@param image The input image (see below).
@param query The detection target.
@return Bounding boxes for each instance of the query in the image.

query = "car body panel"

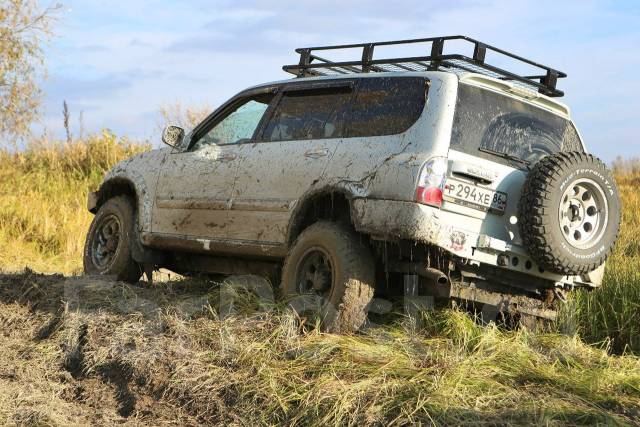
[97,148,169,233]
[150,143,240,239]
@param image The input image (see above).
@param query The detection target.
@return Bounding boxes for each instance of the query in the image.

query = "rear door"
[228,81,355,245]
[444,83,583,248]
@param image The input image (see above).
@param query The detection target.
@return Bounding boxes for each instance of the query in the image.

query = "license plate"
[443,179,507,213]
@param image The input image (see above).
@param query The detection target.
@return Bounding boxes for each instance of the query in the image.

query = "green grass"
[557,173,640,354]
[0,136,638,424]
[0,134,638,355]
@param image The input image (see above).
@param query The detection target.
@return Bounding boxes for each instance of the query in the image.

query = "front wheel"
[280,221,375,333]
[83,196,141,283]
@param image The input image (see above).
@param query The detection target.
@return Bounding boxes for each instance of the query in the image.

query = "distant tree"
[0,0,58,141]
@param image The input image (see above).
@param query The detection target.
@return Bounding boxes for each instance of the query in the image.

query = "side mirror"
[162,125,185,148]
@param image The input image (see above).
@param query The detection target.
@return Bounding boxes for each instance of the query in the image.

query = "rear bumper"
[350,198,577,285]
[351,198,468,254]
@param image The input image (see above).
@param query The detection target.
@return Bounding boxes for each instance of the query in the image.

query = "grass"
[0,132,147,274]
[557,171,640,354]
[1,135,637,353]
[0,136,638,424]
[0,272,638,425]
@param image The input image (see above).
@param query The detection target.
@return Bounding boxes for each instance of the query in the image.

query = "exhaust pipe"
[388,261,449,286]
[422,267,449,286]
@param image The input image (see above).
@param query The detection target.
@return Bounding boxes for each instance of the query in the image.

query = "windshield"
[451,83,582,167]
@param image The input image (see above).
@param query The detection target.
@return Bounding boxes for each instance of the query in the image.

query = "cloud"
[44,74,132,103]
[37,0,640,160]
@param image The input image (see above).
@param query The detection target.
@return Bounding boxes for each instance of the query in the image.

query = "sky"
[36,0,639,161]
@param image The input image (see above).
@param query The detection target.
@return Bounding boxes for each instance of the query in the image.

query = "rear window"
[451,84,582,167]
[347,77,428,137]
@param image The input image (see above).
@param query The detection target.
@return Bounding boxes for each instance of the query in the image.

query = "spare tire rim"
[294,246,334,299]
[558,178,608,250]
[91,214,122,269]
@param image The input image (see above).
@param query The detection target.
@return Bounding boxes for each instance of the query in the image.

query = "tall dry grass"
[558,171,640,354]
[1,272,638,425]
[0,132,147,273]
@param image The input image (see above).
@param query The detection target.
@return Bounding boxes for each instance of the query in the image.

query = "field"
[0,135,639,425]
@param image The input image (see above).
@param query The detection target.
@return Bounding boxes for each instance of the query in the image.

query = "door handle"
[304,148,329,159]
[451,161,497,184]
[216,152,237,162]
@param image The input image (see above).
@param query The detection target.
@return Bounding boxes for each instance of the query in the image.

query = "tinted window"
[347,77,428,137]
[192,94,273,150]
[451,84,582,167]
[261,86,352,142]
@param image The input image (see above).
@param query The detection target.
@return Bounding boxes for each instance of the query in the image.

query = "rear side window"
[451,84,582,167]
[347,77,428,137]
[261,86,352,142]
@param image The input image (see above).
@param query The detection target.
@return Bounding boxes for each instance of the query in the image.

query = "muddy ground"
[2,271,639,426]
[0,271,238,426]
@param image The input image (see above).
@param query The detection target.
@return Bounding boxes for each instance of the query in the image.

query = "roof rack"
[282,36,566,97]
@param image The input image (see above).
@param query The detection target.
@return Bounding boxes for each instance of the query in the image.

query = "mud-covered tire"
[280,221,375,333]
[519,152,621,275]
[83,196,141,283]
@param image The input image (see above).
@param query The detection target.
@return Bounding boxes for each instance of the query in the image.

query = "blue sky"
[38,0,639,161]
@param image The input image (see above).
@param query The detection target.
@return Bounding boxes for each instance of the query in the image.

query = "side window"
[347,77,428,137]
[260,86,352,142]
[192,93,274,150]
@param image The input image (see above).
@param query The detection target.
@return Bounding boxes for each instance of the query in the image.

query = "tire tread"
[519,152,620,275]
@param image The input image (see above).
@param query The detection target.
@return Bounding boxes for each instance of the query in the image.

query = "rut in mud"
[0,271,252,425]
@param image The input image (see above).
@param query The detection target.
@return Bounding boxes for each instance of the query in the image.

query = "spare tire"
[519,151,621,275]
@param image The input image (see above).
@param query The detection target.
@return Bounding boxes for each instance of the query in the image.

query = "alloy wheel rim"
[558,178,608,250]
[295,247,334,299]
[91,214,122,269]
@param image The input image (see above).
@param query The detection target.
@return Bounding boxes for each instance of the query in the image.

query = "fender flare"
[95,168,152,233]
[284,184,364,247]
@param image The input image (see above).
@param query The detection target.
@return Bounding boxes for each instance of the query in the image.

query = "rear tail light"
[416,157,448,208]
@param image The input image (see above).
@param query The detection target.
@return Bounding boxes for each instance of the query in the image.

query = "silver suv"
[84,36,621,331]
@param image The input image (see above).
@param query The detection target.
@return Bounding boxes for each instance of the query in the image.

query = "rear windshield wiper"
[479,147,530,168]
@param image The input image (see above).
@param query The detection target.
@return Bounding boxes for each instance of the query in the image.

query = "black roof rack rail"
[282,35,566,97]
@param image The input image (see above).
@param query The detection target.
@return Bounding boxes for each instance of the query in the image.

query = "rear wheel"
[280,222,375,333]
[83,196,141,283]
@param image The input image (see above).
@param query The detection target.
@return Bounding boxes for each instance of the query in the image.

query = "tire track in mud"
[31,296,142,419]
[0,271,210,425]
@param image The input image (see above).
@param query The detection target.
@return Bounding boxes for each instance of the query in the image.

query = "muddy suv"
[84,36,621,331]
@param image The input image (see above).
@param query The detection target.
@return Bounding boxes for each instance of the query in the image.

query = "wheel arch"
[285,186,362,247]
[91,170,152,233]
